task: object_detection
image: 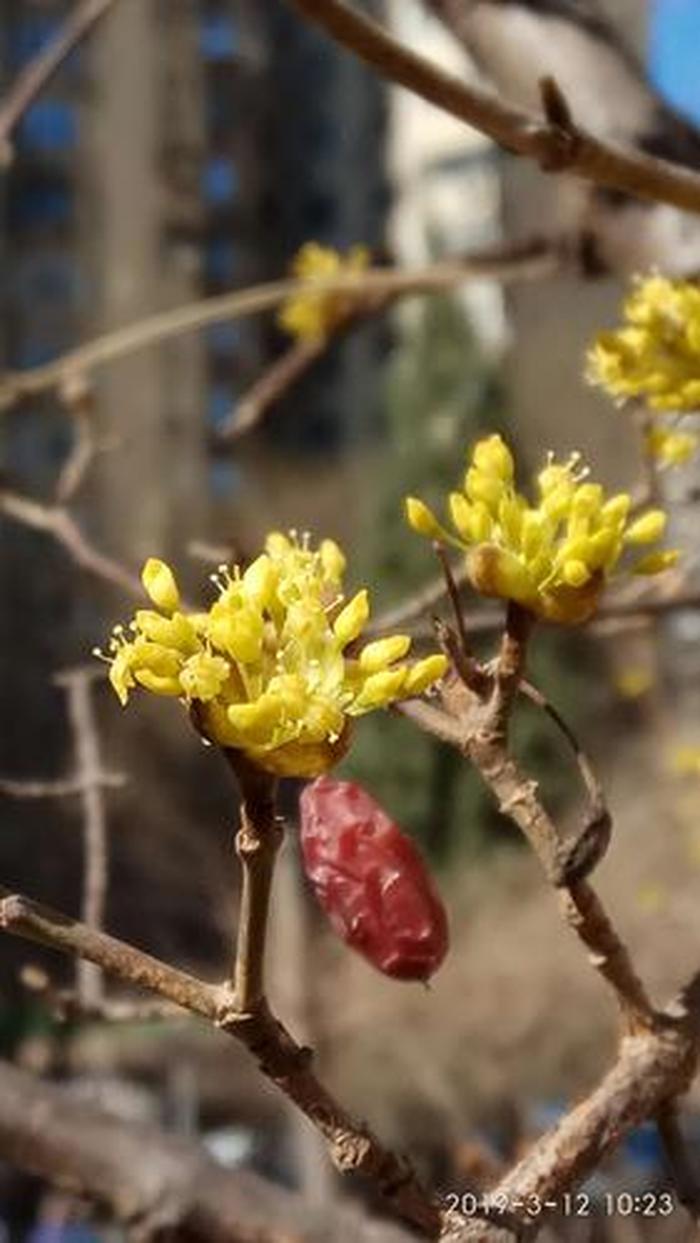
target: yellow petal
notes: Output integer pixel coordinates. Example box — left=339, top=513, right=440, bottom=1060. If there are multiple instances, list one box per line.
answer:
left=625, top=510, right=667, bottom=545
left=632, top=549, right=680, bottom=575
left=561, top=559, right=591, bottom=588
left=472, top=434, right=514, bottom=482
left=403, top=654, right=449, bottom=697
left=333, top=590, right=369, bottom=646
left=141, top=559, right=180, bottom=614
left=353, top=667, right=407, bottom=710
left=358, top=635, right=411, bottom=673
left=134, top=670, right=182, bottom=697
left=405, top=497, right=447, bottom=541
left=320, top=538, right=346, bottom=582
left=243, top=555, right=276, bottom=606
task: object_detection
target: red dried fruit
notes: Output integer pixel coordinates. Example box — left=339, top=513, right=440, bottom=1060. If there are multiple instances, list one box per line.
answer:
left=299, top=777, right=449, bottom=981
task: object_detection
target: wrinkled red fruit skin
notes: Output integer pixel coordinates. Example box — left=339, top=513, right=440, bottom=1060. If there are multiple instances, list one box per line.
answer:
left=299, top=777, right=449, bottom=981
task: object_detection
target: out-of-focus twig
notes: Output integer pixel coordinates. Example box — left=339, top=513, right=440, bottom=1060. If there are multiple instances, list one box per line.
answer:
left=55, top=668, right=110, bottom=1008
left=0, top=244, right=558, bottom=414
left=0, top=1057, right=364, bottom=1243
left=0, top=774, right=122, bottom=799
left=217, top=338, right=327, bottom=442
left=216, top=238, right=556, bottom=442
left=55, top=374, right=97, bottom=503
left=0, top=0, right=120, bottom=167
left=0, top=488, right=144, bottom=598
left=287, top=0, right=700, bottom=216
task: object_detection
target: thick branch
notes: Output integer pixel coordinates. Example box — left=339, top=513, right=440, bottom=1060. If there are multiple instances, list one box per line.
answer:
left=444, top=1017, right=698, bottom=1241
left=0, top=1058, right=413, bottom=1243
left=287, top=0, right=700, bottom=216
left=0, top=887, right=440, bottom=1237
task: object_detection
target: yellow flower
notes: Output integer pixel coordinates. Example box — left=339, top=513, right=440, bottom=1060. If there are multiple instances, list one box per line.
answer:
left=669, top=744, right=700, bottom=777
left=588, top=275, right=700, bottom=412
left=645, top=422, right=698, bottom=468
left=613, top=666, right=653, bottom=700
left=278, top=242, right=370, bottom=342
left=406, top=434, right=679, bottom=625
left=96, top=533, right=447, bottom=778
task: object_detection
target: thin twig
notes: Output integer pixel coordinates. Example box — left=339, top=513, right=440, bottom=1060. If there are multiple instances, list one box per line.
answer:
left=0, top=488, right=144, bottom=598
left=0, top=774, right=123, bottom=799
left=55, top=668, right=109, bottom=1008
left=287, top=0, right=700, bottom=216
left=55, top=374, right=97, bottom=503
left=217, top=239, right=554, bottom=443
left=0, top=245, right=557, bottom=413
left=217, top=338, right=326, bottom=442
left=0, top=0, right=120, bottom=166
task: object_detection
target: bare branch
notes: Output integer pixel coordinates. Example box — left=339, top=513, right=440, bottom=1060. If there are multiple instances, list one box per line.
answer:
left=0, top=245, right=557, bottom=413
left=0, top=886, right=440, bottom=1237
left=0, top=1057, right=407, bottom=1243
left=0, top=0, right=120, bottom=166
left=56, top=668, right=110, bottom=1007
left=444, top=1015, right=698, bottom=1241
left=0, top=488, right=144, bottom=599
left=405, top=669, right=655, bottom=1031
left=0, top=774, right=123, bottom=799
left=287, top=0, right=700, bottom=219
left=217, top=339, right=327, bottom=442
left=55, top=374, right=97, bottom=503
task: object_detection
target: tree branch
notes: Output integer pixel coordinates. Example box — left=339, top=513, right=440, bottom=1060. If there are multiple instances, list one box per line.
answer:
left=0, top=488, right=144, bottom=599
left=55, top=668, right=110, bottom=1007
left=0, top=1057, right=414, bottom=1243
left=0, top=886, right=441, bottom=1237
left=0, top=0, right=120, bottom=166
left=287, top=0, right=700, bottom=216
left=0, top=246, right=557, bottom=413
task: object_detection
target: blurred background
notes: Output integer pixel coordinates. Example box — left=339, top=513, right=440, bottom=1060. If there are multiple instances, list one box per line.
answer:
left=2, top=1, right=700, bottom=1239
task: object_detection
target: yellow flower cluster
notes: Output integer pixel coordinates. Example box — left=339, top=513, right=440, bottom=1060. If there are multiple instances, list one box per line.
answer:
left=645, top=421, right=698, bottom=468
left=406, top=434, right=678, bottom=625
left=278, top=242, right=370, bottom=342
left=98, top=533, right=447, bottom=778
left=588, top=276, right=700, bottom=412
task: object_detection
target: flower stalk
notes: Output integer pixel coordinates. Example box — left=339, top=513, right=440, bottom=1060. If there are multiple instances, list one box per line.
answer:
left=224, top=752, right=282, bottom=1013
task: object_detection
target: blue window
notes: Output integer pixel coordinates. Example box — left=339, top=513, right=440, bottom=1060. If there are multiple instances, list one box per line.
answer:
left=649, top=0, right=700, bottom=124
left=202, top=157, right=239, bottom=206
left=205, top=323, right=240, bottom=355
left=18, top=102, right=78, bottom=154
left=199, top=14, right=237, bottom=61
left=207, top=385, right=236, bottom=430
left=209, top=459, right=242, bottom=499
left=8, top=16, right=60, bottom=68
left=13, top=254, right=81, bottom=309
left=205, top=238, right=236, bottom=285
left=11, top=183, right=73, bottom=230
